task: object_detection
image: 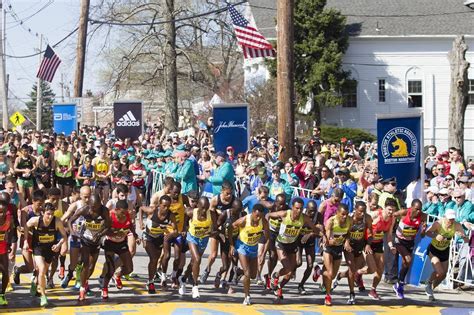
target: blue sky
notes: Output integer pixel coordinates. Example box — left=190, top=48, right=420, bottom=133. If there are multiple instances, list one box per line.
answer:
left=5, top=0, right=101, bottom=108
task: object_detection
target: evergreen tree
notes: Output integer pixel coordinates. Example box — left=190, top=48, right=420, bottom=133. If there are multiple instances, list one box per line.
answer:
left=268, top=0, right=349, bottom=124
left=25, top=81, right=56, bottom=130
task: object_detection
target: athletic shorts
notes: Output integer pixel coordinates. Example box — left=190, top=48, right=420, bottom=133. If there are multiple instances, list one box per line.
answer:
left=168, top=234, right=185, bottom=247
left=56, top=176, right=75, bottom=187
left=394, top=237, right=415, bottom=254
left=17, top=178, right=34, bottom=188
left=349, top=241, right=365, bottom=257
left=324, top=245, right=344, bottom=260
left=69, top=235, right=82, bottom=249
left=103, top=239, right=129, bottom=255
left=33, top=245, right=55, bottom=264
left=221, top=236, right=238, bottom=254
left=143, top=234, right=165, bottom=249
left=235, top=239, right=258, bottom=258
left=298, top=234, right=316, bottom=248
left=80, top=239, right=101, bottom=255
left=275, top=241, right=299, bottom=254
left=427, top=244, right=450, bottom=262
left=186, top=233, right=209, bottom=254
left=371, top=242, right=384, bottom=254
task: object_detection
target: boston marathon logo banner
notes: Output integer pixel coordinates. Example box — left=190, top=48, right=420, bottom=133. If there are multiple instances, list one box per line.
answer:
left=377, top=114, right=422, bottom=190
left=213, top=104, right=249, bottom=154
left=114, top=101, right=143, bottom=140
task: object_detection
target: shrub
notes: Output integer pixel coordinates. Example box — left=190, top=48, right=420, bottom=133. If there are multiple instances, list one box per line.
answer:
left=320, top=125, right=376, bottom=145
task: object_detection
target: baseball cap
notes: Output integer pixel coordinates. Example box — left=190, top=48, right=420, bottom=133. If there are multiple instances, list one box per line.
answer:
left=445, top=209, right=456, bottom=220
left=438, top=188, right=449, bottom=195
left=424, top=186, right=439, bottom=194
left=452, top=188, right=465, bottom=198
left=215, top=151, right=226, bottom=158
left=226, top=146, right=234, bottom=151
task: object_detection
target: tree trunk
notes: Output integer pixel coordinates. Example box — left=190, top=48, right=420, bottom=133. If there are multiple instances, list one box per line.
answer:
left=163, top=0, right=178, bottom=132
left=448, top=36, right=470, bottom=151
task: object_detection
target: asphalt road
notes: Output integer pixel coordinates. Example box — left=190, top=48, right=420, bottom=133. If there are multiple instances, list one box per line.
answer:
left=4, top=244, right=474, bottom=314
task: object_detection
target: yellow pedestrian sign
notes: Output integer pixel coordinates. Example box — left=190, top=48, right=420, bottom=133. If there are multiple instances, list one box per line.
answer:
left=10, top=111, right=26, bottom=126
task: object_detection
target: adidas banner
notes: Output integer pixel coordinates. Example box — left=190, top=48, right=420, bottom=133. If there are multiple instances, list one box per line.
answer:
left=377, top=113, right=423, bottom=190
left=114, top=101, right=143, bottom=140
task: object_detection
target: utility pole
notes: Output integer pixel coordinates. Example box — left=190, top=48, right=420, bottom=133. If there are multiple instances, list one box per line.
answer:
left=0, top=0, right=8, bottom=130
left=73, top=0, right=90, bottom=97
left=36, top=34, right=43, bottom=131
left=277, top=0, right=295, bottom=161
left=163, top=0, right=178, bottom=132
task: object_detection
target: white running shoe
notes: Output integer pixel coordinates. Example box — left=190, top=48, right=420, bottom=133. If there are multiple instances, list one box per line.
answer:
left=243, top=295, right=251, bottom=305
left=178, top=276, right=186, bottom=295
left=192, top=286, right=200, bottom=299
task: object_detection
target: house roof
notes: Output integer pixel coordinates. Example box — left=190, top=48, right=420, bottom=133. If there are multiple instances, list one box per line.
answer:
left=248, top=0, right=474, bottom=38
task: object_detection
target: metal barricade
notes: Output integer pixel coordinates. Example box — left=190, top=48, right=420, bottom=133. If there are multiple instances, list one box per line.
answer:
left=445, top=230, right=473, bottom=289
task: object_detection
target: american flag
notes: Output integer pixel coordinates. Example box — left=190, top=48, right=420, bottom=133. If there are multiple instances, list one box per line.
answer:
left=36, top=45, right=61, bottom=83
left=227, top=3, right=276, bottom=59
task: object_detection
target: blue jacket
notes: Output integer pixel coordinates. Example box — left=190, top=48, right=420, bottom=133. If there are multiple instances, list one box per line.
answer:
left=207, top=161, right=235, bottom=195
left=328, top=179, right=357, bottom=212
left=174, top=160, right=197, bottom=195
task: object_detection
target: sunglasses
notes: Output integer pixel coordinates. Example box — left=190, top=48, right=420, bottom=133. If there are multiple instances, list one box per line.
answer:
left=437, top=168, right=444, bottom=171
left=389, top=182, right=397, bottom=186
left=454, top=196, right=464, bottom=199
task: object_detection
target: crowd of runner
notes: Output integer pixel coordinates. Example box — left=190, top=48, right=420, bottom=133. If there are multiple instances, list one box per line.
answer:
left=0, top=123, right=472, bottom=307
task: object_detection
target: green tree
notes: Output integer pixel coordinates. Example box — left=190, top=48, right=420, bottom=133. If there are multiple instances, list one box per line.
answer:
left=25, top=81, right=56, bottom=131
left=268, top=0, right=349, bottom=125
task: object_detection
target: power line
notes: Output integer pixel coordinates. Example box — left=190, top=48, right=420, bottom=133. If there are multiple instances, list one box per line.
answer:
left=88, top=1, right=247, bottom=26
left=249, top=3, right=473, bottom=17
left=4, top=27, right=79, bottom=59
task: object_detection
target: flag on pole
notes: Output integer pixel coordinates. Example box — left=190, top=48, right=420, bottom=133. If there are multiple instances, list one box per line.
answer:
left=36, top=45, right=61, bottom=82
left=227, top=3, right=276, bottom=59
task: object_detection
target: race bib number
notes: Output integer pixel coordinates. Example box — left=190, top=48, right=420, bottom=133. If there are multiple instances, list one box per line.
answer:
left=85, top=222, right=103, bottom=231
left=350, top=231, right=364, bottom=240
left=39, top=234, right=54, bottom=243
left=246, top=231, right=262, bottom=246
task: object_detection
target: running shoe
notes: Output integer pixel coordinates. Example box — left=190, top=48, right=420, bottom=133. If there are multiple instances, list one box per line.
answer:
left=220, top=280, right=228, bottom=289
left=271, top=273, right=279, bottom=291
left=274, top=286, right=283, bottom=299
left=5, top=283, right=13, bottom=293
left=243, top=295, right=251, bottom=305
left=59, top=266, right=65, bottom=280
left=425, top=281, right=435, bottom=301
left=0, top=294, right=7, bottom=306
left=61, top=274, right=72, bottom=289
left=368, top=288, right=381, bottom=300
left=214, top=272, right=221, bottom=288
left=324, top=294, right=332, bottom=306
left=79, top=287, right=86, bottom=301
left=113, top=276, right=123, bottom=290
left=227, top=286, right=235, bottom=294
left=192, top=286, right=200, bottom=299
left=47, top=277, right=54, bottom=289
left=298, top=284, right=307, bottom=295
left=13, top=266, right=20, bottom=285
left=147, top=282, right=156, bottom=294
left=200, top=269, right=210, bottom=284
left=264, top=274, right=271, bottom=290
left=256, top=278, right=263, bottom=286
left=30, top=277, right=38, bottom=296
left=347, top=292, right=356, bottom=305
left=332, top=272, right=341, bottom=291
left=312, top=265, right=321, bottom=282
left=393, top=282, right=404, bottom=299
left=101, top=288, right=109, bottom=300
left=74, top=279, right=82, bottom=290
left=40, top=295, right=48, bottom=307
left=178, top=276, right=186, bottom=295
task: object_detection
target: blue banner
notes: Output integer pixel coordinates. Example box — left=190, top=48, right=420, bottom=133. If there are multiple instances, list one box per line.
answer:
left=53, top=104, right=77, bottom=136
left=377, top=115, right=422, bottom=190
left=213, top=104, right=249, bottom=154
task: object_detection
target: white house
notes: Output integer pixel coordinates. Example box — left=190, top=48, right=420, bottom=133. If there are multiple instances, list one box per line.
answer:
left=248, top=0, right=474, bottom=159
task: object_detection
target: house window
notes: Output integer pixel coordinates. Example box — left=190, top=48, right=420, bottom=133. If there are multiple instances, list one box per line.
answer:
left=342, top=80, right=357, bottom=108
left=378, top=79, right=386, bottom=103
left=469, top=79, right=474, bottom=106
left=408, top=80, right=422, bottom=108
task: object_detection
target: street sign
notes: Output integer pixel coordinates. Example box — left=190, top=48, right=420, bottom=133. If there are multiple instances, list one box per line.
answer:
left=10, top=111, right=26, bottom=126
